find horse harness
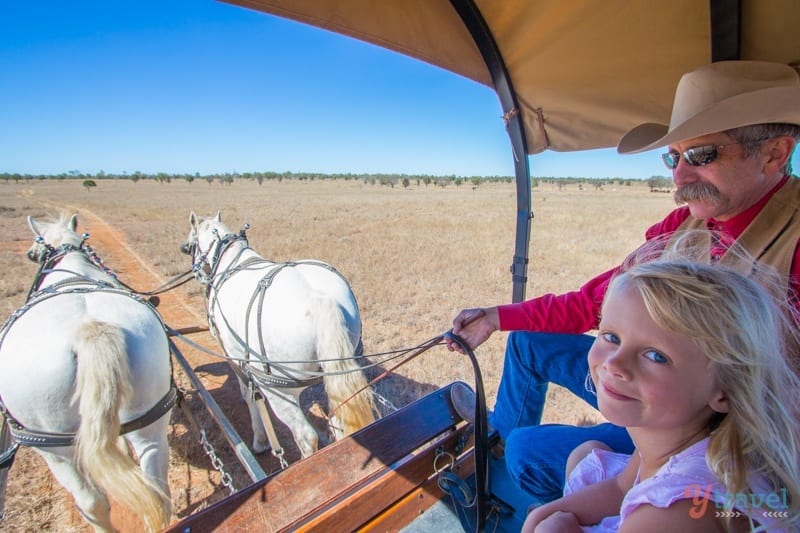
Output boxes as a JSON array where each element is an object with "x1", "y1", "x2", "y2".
[
  {"x1": 191, "y1": 231, "x2": 356, "y2": 391},
  {"x1": 189, "y1": 229, "x2": 364, "y2": 466},
  {"x1": 0, "y1": 241, "x2": 178, "y2": 469}
]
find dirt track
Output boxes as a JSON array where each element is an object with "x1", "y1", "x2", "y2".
[{"x1": 2, "y1": 207, "x2": 300, "y2": 532}]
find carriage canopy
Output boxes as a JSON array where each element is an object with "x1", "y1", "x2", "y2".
[
  {"x1": 220, "y1": 0, "x2": 800, "y2": 301},
  {"x1": 222, "y1": 0, "x2": 799, "y2": 153}
]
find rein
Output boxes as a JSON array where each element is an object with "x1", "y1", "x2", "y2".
[
  {"x1": 167, "y1": 325, "x2": 409, "y2": 379},
  {"x1": 82, "y1": 240, "x2": 196, "y2": 298},
  {"x1": 27, "y1": 235, "x2": 195, "y2": 300},
  {"x1": 326, "y1": 333, "x2": 444, "y2": 419},
  {"x1": 327, "y1": 310, "x2": 487, "y2": 419},
  {"x1": 114, "y1": 270, "x2": 197, "y2": 297},
  {"x1": 329, "y1": 321, "x2": 491, "y2": 532}
]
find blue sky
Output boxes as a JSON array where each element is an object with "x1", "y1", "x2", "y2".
[{"x1": 2, "y1": 1, "x2": 796, "y2": 179}]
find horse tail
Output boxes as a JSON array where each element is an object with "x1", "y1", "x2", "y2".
[
  {"x1": 72, "y1": 320, "x2": 170, "y2": 532},
  {"x1": 314, "y1": 297, "x2": 378, "y2": 436}
]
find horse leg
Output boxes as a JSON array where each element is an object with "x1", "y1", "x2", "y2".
[
  {"x1": 126, "y1": 415, "x2": 173, "y2": 513},
  {"x1": 237, "y1": 376, "x2": 268, "y2": 454},
  {"x1": 37, "y1": 449, "x2": 115, "y2": 533},
  {"x1": 263, "y1": 387, "x2": 318, "y2": 459}
]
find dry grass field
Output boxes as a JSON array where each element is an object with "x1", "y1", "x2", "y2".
[{"x1": 0, "y1": 177, "x2": 675, "y2": 531}]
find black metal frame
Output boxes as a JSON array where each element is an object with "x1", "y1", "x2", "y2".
[
  {"x1": 710, "y1": 0, "x2": 741, "y2": 62},
  {"x1": 449, "y1": 0, "x2": 532, "y2": 304}
]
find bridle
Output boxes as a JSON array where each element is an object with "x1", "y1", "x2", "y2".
[
  {"x1": 25, "y1": 232, "x2": 116, "y2": 300},
  {"x1": 181, "y1": 223, "x2": 251, "y2": 291}
]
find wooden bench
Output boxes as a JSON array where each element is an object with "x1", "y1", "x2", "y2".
[{"x1": 165, "y1": 381, "x2": 476, "y2": 532}]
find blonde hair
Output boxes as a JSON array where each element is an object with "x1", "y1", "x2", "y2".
[{"x1": 612, "y1": 234, "x2": 800, "y2": 526}]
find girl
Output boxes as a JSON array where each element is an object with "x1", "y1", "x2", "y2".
[{"x1": 522, "y1": 258, "x2": 800, "y2": 532}]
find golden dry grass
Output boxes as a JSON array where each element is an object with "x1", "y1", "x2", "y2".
[{"x1": 0, "y1": 178, "x2": 676, "y2": 530}]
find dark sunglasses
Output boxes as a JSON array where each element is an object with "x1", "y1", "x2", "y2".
[
  {"x1": 661, "y1": 144, "x2": 732, "y2": 170},
  {"x1": 661, "y1": 140, "x2": 765, "y2": 170}
]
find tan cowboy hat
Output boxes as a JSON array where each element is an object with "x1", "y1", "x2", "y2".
[{"x1": 617, "y1": 61, "x2": 800, "y2": 154}]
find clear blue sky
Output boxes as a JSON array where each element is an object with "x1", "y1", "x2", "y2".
[{"x1": 2, "y1": 1, "x2": 797, "y2": 179}]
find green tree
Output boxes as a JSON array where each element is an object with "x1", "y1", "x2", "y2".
[{"x1": 82, "y1": 179, "x2": 97, "y2": 192}]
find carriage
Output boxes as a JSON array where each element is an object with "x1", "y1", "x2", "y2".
[
  {"x1": 1, "y1": 1, "x2": 798, "y2": 532},
  {"x1": 167, "y1": 2, "x2": 800, "y2": 531}
]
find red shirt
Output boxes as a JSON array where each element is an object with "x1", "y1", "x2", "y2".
[{"x1": 498, "y1": 177, "x2": 800, "y2": 333}]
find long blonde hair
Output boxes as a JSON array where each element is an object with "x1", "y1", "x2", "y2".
[{"x1": 613, "y1": 241, "x2": 800, "y2": 527}]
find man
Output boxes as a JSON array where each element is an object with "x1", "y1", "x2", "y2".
[{"x1": 447, "y1": 60, "x2": 800, "y2": 504}]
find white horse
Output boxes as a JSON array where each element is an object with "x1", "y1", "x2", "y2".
[
  {"x1": 181, "y1": 212, "x2": 377, "y2": 460},
  {"x1": 0, "y1": 214, "x2": 173, "y2": 532}
]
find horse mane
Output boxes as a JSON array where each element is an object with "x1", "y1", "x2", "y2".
[
  {"x1": 35, "y1": 211, "x2": 72, "y2": 227},
  {"x1": 45, "y1": 212, "x2": 80, "y2": 243},
  {"x1": 56, "y1": 212, "x2": 74, "y2": 227}
]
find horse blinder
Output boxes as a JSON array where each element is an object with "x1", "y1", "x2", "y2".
[
  {"x1": 27, "y1": 236, "x2": 54, "y2": 263},
  {"x1": 180, "y1": 241, "x2": 196, "y2": 256}
]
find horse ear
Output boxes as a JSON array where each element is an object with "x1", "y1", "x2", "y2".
[
  {"x1": 214, "y1": 211, "x2": 221, "y2": 222},
  {"x1": 27, "y1": 216, "x2": 42, "y2": 236},
  {"x1": 189, "y1": 211, "x2": 198, "y2": 227},
  {"x1": 68, "y1": 214, "x2": 78, "y2": 232}
]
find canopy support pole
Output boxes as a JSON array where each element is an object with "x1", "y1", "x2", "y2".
[
  {"x1": 710, "y1": 0, "x2": 741, "y2": 61},
  {"x1": 450, "y1": 0, "x2": 532, "y2": 304}
]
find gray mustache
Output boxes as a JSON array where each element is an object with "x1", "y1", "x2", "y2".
[{"x1": 674, "y1": 182, "x2": 721, "y2": 205}]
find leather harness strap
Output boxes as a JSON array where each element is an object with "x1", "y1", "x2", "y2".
[
  {"x1": 202, "y1": 236, "x2": 349, "y2": 389},
  {"x1": 1, "y1": 386, "x2": 178, "y2": 450}
]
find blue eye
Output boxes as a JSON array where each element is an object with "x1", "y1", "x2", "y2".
[
  {"x1": 644, "y1": 350, "x2": 668, "y2": 364},
  {"x1": 601, "y1": 332, "x2": 620, "y2": 345}
]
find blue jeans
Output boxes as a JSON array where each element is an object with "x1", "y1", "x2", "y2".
[{"x1": 488, "y1": 332, "x2": 634, "y2": 503}]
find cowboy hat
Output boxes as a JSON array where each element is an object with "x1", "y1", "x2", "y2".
[{"x1": 617, "y1": 61, "x2": 800, "y2": 154}]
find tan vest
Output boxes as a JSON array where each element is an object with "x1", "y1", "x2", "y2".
[{"x1": 673, "y1": 177, "x2": 800, "y2": 291}]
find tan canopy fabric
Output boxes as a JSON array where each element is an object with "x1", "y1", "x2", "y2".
[{"x1": 222, "y1": 0, "x2": 799, "y2": 154}]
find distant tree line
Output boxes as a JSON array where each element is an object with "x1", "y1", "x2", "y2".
[
  {"x1": 533, "y1": 176, "x2": 671, "y2": 191},
  {"x1": 0, "y1": 170, "x2": 668, "y2": 190}
]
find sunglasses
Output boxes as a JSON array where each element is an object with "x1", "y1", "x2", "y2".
[
  {"x1": 661, "y1": 144, "x2": 733, "y2": 170},
  {"x1": 661, "y1": 140, "x2": 766, "y2": 170}
]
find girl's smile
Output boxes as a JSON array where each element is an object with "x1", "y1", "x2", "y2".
[{"x1": 599, "y1": 382, "x2": 635, "y2": 402}]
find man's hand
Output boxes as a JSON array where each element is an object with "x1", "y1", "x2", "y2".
[{"x1": 446, "y1": 307, "x2": 500, "y2": 353}]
